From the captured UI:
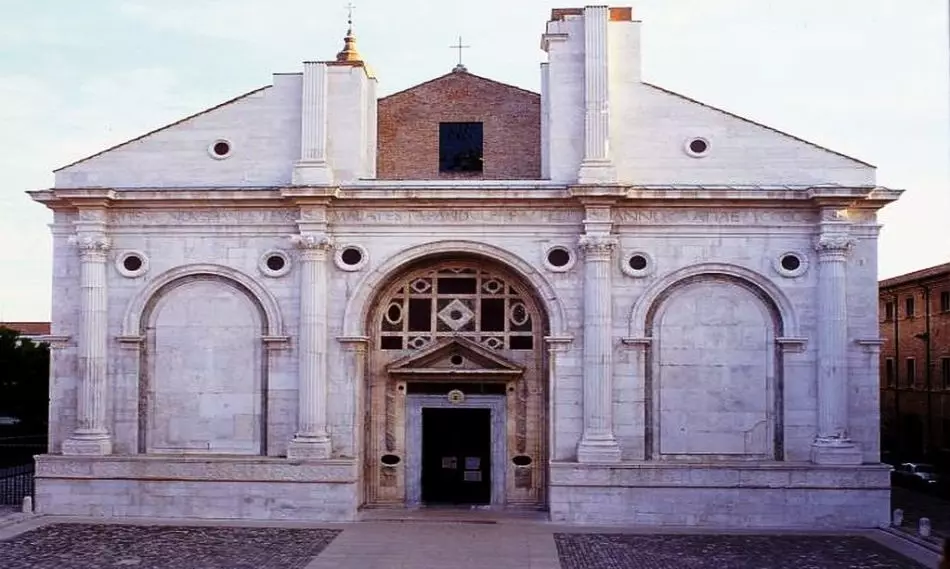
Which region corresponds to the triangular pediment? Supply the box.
[386,337,524,380]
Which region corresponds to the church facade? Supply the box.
[30,7,900,527]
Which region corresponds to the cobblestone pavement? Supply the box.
[892,486,950,540]
[0,523,340,569]
[555,533,928,569]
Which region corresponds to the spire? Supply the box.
[336,2,363,63]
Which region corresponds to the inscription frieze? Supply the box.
[613,209,816,226]
[328,209,584,225]
[109,209,297,226]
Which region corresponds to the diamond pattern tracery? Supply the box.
[437,299,475,331]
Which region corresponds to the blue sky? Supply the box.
[1,0,948,320]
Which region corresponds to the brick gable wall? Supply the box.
[377,71,541,180]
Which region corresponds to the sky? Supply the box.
[0,0,948,321]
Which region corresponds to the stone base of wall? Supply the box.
[33,454,359,521]
[549,461,891,528]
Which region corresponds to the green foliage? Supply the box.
[0,326,50,431]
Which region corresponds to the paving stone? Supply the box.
[554,533,927,569]
[0,524,340,569]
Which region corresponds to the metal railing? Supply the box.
[0,463,35,506]
[0,436,46,507]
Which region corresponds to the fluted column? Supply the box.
[292,62,333,185]
[62,234,112,455]
[288,232,334,459]
[576,234,621,462]
[577,5,617,184]
[811,212,862,465]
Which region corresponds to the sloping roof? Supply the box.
[879,262,950,289]
[643,82,875,168]
[54,86,272,172]
[0,322,50,336]
[379,69,539,101]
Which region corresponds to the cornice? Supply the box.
[27,184,903,211]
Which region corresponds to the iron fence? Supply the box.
[0,436,46,507]
[0,463,34,506]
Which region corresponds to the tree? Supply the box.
[0,326,50,433]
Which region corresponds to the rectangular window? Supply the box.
[942,357,950,390]
[439,122,483,173]
[884,302,894,321]
[941,291,950,312]
[906,358,917,387]
[905,296,915,318]
[885,358,895,388]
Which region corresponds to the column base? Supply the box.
[287,436,332,460]
[61,434,112,456]
[577,159,617,185]
[577,437,622,463]
[810,439,863,465]
[292,160,334,185]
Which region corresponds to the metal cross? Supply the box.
[345,2,355,26]
[450,36,471,66]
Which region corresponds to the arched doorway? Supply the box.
[363,257,549,509]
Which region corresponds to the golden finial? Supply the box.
[336,2,363,63]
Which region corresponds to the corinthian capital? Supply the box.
[289,232,334,251]
[814,234,856,254]
[68,234,111,254]
[578,234,618,257]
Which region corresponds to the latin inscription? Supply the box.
[110,209,297,225]
[613,209,815,225]
[328,209,584,225]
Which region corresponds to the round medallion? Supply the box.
[447,389,465,404]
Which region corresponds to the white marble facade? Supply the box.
[30,7,900,527]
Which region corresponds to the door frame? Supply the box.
[406,394,507,507]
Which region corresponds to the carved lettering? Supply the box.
[109,209,297,226]
[328,209,583,225]
[613,209,815,225]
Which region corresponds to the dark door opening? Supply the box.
[421,408,491,505]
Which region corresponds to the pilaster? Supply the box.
[293,62,334,185]
[577,5,617,184]
[811,207,862,465]
[62,218,112,456]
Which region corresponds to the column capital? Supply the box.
[290,232,334,251]
[814,233,855,258]
[578,234,617,257]
[69,234,111,257]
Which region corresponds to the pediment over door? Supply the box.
[385,337,525,381]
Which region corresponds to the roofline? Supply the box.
[879,261,950,289]
[642,82,876,169]
[54,86,273,172]
[379,70,539,101]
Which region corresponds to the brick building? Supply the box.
[879,262,950,467]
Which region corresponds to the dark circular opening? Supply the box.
[781,254,801,272]
[266,255,286,272]
[212,141,231,156]
[122,255,143,272]
[387,305,401,322]
[341,247,363,266]
[689,138,708,154]
[397,384,405,391]
[628,255,648,271]
[381,454,401,466]
[449,354,464,366]
[450,310,463,320]
[512,455,532,467]
[547,247,571,268]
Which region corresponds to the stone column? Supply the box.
[62,234,112,455]
[576,234,622,462]
[292,62,333,185]
[811,213,862,465]
[577,5,617,184]
[288,232,334,459]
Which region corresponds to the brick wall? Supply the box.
[879,264,950,462]
[377,70,541,180]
